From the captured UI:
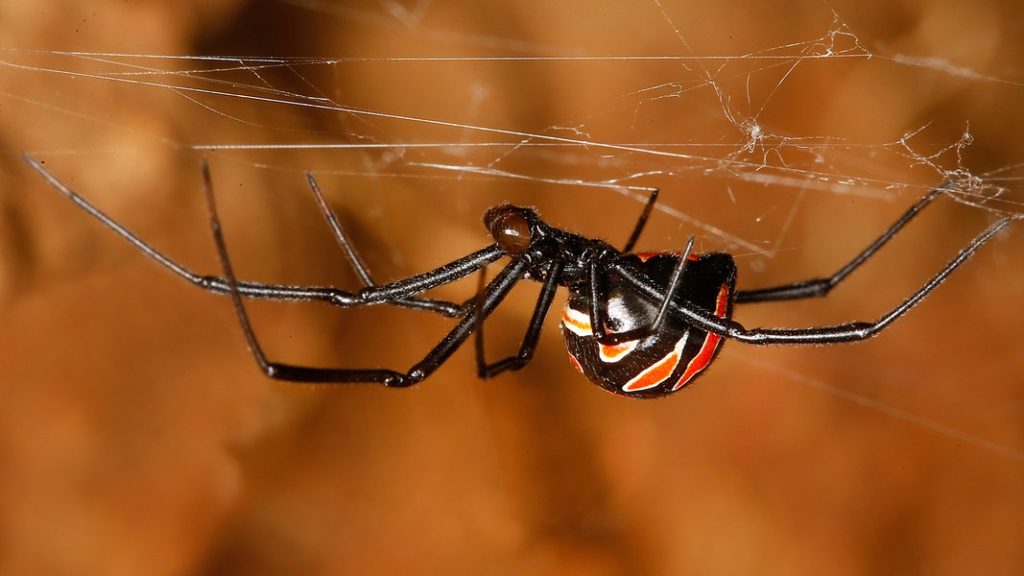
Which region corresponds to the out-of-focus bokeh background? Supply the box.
[1,1,1023,574]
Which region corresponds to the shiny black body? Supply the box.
[23,154,1018,397]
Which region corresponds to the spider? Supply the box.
[24,154,1016,398]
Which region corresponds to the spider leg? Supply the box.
[204,159,529,385]
[305,172,461,316]
[612,215,1018,345]
[622,188,660,253]
[594,235,696,345]
[588,260,611,340]
[474,259,564,378]
[24,153,501,317]
[736,184,949,303]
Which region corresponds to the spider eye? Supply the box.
[484,205,533,255]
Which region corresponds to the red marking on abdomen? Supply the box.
[567,352,584,373]
[635,251,701,262]
[622,335,688,392]
[672,283,730,391]
[599,339,639,363]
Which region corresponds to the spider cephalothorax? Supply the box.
[24,153,1018,398]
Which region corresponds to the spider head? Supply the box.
[484,204,538,256]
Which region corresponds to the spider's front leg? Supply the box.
[203,159,529,385]
[305,172,466,316]
[23,154,495,318]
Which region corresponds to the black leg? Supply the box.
[736,184,949,303]
[475,259,564,378]
[623,188,660,253]
[204,159,529,385]
[352,244,505,304]
[24,153,503,317]
[612,215,1018,345]
[587,260,607,340]
[595,235,696,345]
[305,172,462,315]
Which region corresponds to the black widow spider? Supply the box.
[24,154,1017,398]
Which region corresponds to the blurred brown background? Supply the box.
[1,0,1023,574]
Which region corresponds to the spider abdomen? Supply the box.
[560,252,737,398]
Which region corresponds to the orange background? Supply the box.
[1,1,1023,574]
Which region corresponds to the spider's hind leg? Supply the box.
[735,184,950,304]
[611,212,1018,345]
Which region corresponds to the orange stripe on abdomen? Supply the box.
[599,339,639,363]
[622,334,688,393]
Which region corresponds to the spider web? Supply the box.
[1,0,1023,572]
